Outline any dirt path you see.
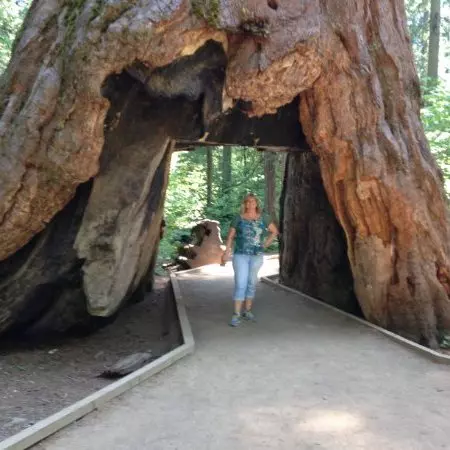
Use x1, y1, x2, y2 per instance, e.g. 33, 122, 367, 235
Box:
33, 262, 450, 450
0, 277, 181, 441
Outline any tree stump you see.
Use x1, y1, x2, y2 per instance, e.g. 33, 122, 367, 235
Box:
177, 219, 226, 269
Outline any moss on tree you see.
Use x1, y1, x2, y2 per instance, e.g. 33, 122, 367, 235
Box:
192, 0, 220, 28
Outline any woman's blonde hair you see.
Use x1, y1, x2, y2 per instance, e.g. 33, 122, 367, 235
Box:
240, 193, 262, 215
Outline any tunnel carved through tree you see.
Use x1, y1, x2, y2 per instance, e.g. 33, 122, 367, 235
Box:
0, 0, 449, 347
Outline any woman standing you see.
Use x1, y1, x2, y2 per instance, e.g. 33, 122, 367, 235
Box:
221, 193, 279, 327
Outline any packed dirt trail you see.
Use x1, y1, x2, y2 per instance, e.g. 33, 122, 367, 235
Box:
35, 260, 450, 449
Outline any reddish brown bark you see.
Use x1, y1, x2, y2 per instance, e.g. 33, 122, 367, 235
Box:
297, 2, 450, 346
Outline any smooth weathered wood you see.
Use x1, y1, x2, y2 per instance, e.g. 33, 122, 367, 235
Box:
100, 352, 154, 379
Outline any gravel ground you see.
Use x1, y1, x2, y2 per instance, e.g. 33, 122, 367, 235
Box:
0, 277, 181, 441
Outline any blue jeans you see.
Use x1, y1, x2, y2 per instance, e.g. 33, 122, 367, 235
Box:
232, 254, 264, 301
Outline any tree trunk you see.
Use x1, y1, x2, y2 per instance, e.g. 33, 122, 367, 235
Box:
280, 152, 359, 314
427, 0, 441, 79
206, 147, 213, 209
0, 0, 449, 346
263, 151, 277, 223
221, 146, 232, 194
297, 2, 450, 347
0, 65, 206, 335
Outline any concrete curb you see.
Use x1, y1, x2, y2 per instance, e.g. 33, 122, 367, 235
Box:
261, 276, 450, 365
0, 277, 195, 450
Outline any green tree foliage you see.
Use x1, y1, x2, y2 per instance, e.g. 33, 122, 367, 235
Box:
0, 0, 30, 74
405, 0, 450, 193
405, 0, 450, 79
406, 0, 433, 78
422, 80, 450, 190
159, 147, 285, 265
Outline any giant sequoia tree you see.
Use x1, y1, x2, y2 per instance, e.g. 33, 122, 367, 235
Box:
1, 0, 449, 347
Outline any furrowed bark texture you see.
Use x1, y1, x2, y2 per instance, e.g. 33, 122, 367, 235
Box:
0, 0, 449, 345
298, 2, 450, 346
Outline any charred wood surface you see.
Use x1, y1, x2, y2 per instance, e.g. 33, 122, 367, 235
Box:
280, 152, 359, 315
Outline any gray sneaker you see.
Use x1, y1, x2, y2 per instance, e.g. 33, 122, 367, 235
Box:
229, 313, 241, 327
242, 310, 256, 322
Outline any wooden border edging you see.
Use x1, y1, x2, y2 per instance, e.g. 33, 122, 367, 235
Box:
261, 276, 450, 365
0, 276, 195, 450
170, 273, 195, 349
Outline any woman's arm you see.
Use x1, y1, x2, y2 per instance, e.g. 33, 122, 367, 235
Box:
263, 222, 279, 249
222, 227, 236, 264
